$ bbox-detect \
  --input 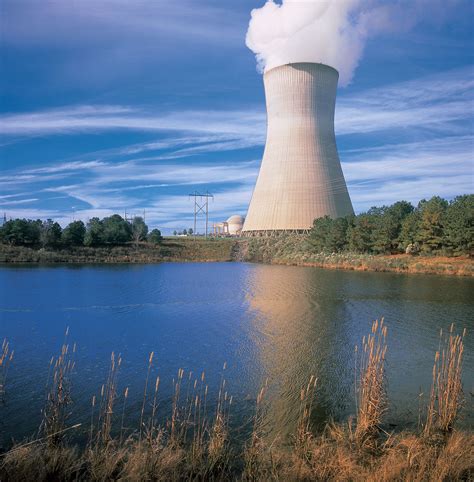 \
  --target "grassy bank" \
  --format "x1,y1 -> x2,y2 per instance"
0,238 -> 237,264
238,236 -> 474,276
1,236 -> 473,276
1,322 -> 472,481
